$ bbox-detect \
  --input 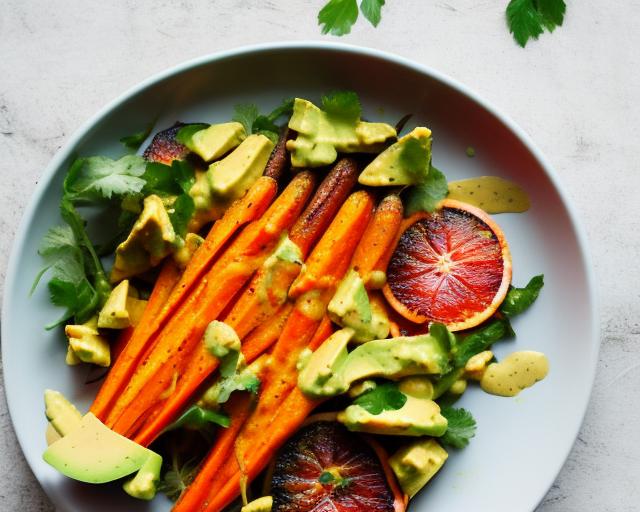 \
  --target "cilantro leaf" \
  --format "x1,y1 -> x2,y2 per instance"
353,382 -> 407,415
232,103 -> 259,135
164,405 -> 230,433
39,225 -> 77,257
500,275 -> 544,317
168,194 -> 195,238
175,123 -> 209,146
142,160 -> 195,197
360,0 -> 385,27
321,90 -> 361,123
451,317 -> 514,368
252,116 -> 281,144
47,276 -> 99,327
318,0 -> 359,36
403,165 -> 449,215
63,155 -> 146,202
440,407 -> 477,448
507,0 -> 566,47
120,121 -> 155,151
